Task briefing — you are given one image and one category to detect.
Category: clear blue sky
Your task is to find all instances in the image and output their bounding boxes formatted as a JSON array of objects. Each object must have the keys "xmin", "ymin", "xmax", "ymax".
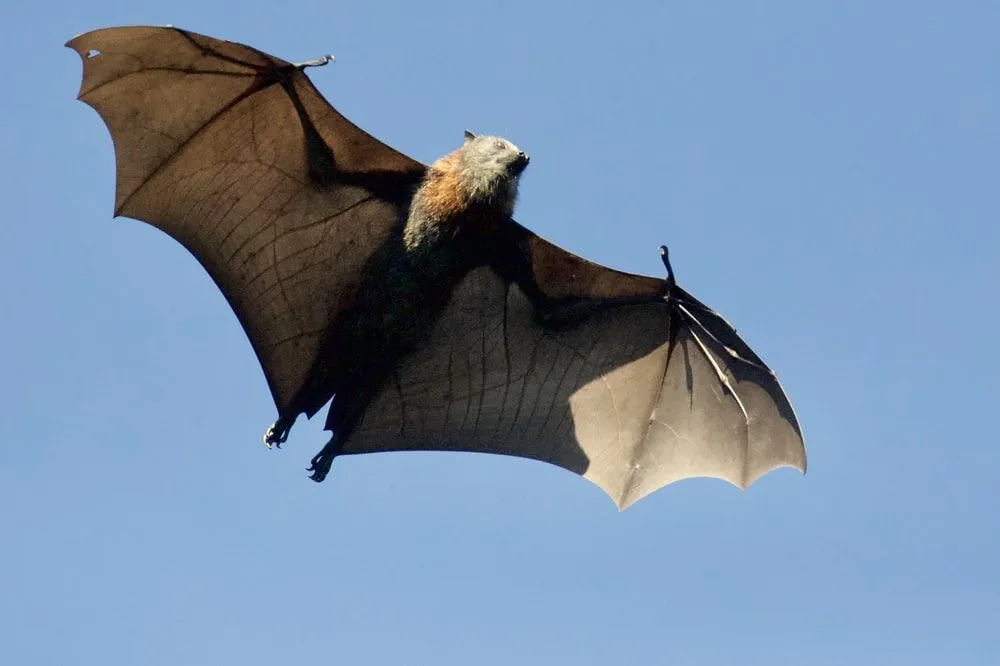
[{"xmin": 2, "ymin": 1, "xmax": 997, "ymax": 664}]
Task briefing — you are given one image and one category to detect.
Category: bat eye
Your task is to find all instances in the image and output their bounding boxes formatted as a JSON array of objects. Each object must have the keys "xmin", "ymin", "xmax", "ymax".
[{"xmin": 495, "ymin": 140, "xmax": 507, "ymax": 150}]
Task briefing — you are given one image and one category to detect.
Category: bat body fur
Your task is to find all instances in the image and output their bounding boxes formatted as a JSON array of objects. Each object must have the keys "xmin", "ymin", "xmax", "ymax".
[
  {"xmin": 295, "ymin": 134, "xmax": 534, "ymax": 479},
  {"xmin": 68, "ymin": 26, "xmax": 806, "ymax": 509}
]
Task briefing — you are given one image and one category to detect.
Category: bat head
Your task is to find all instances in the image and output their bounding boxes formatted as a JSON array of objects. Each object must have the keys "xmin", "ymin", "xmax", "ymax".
[
  {"xmin": 461, "ymin": 130, "xmax": 530, "ymax": 175},
  {"xmin": 455, "ymin": 130, "xmax": 530, "ymax": 212}
]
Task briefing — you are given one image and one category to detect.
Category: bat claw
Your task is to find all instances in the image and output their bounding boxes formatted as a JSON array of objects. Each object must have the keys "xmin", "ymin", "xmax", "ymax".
[
  {"xmin": 294, "ymin": 54, "xmax": 335, "ymax": 70},
  {"xmin": 659, "ymin": 244, "xmax": 676, "ymax": 293},
  {"xmin": 263, "ymin": 417, "xmax": 293, "ymax": 449}
]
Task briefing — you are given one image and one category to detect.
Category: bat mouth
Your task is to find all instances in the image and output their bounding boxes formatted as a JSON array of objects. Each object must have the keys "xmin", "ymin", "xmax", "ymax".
[{"xmin": 508, "ymin": 152, "xmax": 530, "ymax": 175}]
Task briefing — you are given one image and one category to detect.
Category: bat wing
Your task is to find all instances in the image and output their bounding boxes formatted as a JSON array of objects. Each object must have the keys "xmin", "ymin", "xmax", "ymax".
[
  {"xmin": 347, "ymin": 224, "xmax": 806, "ymax": 509},
  {"xmin": 67, "ymin": 26, "xmax": 426, "ymax": 416}
]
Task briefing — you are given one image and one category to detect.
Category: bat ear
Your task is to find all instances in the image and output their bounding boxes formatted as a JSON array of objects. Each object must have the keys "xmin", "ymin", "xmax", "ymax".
[{"xmin": 463, "ymin": 129, "xmax": 477, "ymax": 142}]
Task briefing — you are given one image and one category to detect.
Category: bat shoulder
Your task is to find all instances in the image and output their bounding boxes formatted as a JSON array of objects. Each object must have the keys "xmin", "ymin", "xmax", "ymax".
[{"xmin": 414, "ymin": 154, "xmax": 468, "ymax": 220}]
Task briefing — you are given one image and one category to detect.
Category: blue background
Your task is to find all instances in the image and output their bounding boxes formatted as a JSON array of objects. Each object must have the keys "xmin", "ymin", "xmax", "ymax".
[{"xmin": 2, "ymin": 1, "xmax": 998, "ymax": 664}]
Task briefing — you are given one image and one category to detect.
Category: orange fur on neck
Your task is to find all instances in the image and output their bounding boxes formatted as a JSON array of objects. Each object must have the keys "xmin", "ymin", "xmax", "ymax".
[{"xmin": 417, "ymin": 152, "xmax": 468, "ymax": 221}]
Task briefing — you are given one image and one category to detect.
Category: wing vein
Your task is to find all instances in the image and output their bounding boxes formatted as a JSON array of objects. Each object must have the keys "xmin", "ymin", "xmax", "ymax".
[
  {"xmin": 625, "ymin": 313, "xmax": 675, "ymax": 501},
  {"xmin": 114, "ymin": 78, "xmax": 275, "ymax": 216},
  {"xmin": 494, "ymin": 284, "xmax": 514, "ymax": 440},
  {"xmin": 172, "ymin": 27, "xmax": 274, "ymax": 70},
  {"xmin": 681, "ymin": 312, "xmax": 751, "ymax": 487},
  {"xmin": 81, "ymin": 66, "xmax": 256, "ymax": 100},
  {"xmin": 675, "ymin": 301, "xmax": 772, "ymax": 373}
]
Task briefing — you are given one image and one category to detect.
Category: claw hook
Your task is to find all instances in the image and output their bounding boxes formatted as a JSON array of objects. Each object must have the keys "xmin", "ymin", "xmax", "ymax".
[
  {"xmin": 294, "ymin": 54, "xmax": 335, "ymax": 70},
  {"xmin": 659, "ymin": 244, "xmax": 675, "ymax": 291}
]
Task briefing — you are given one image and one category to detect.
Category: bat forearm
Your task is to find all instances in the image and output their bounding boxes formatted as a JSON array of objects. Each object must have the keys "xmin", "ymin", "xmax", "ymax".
[{"xmin": 490, "ymin": 227, "xmax": 671, "ymax": 330}]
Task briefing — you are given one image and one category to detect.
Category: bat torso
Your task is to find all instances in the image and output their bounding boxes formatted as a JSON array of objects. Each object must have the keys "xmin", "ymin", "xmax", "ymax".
[{"xmin": 290, "ymin": 146, "xmax": 521, "ymax": 428}]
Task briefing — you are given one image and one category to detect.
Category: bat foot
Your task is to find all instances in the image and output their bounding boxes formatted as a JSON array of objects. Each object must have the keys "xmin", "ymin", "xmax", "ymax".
[
  {"xmin": 263, "ymin": 417, "xmax": 294, "ymax": 449},
  {"xmin": 306, "ymin": 434, "xmax": 342, "ymax": 482}
]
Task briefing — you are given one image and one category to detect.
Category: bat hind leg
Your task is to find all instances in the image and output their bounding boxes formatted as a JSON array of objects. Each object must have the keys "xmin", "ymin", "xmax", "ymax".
[
  {"xmin": 263, "ymin": 415, "xmax": 295, "ymax": 449},
  {"xmin": 306, "ymin": 381, "xmax": 376, "ymax": 483}
]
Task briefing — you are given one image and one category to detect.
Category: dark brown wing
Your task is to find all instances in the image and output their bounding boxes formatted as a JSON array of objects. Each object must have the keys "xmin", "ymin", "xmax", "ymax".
[
  {"xmin": 67, "ymin": 26, "xmax": 426, "ymax": 414},
  {"xmin": 346, "ymin": 226, "xmax": 806, "ymax": 509}
]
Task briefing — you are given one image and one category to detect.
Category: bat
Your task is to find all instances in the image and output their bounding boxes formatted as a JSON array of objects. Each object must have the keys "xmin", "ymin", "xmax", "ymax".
[{"xmin": 67, "ymin": 26, "xmax": 806, "ymax": 509}]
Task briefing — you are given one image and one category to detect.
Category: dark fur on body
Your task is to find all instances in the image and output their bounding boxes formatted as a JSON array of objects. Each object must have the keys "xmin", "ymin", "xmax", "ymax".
[{"xmin": 285, "ymin": 133, "xmax": 531, "ymax": 477}]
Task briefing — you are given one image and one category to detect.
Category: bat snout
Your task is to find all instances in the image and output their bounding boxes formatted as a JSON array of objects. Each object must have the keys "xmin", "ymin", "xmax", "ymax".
[{"xmin": 509, "ymin": 151, "xmax": 530, "ymax": 175}]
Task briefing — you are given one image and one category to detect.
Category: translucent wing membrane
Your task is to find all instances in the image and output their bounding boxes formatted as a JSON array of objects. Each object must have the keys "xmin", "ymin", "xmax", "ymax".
[
  {"xmin": 348, "ymin": 266, "xmax": 805, "ymax": 509},
  {"xmin": 68, "ymin": 26, "xmax": 425, "ymax": 413}
]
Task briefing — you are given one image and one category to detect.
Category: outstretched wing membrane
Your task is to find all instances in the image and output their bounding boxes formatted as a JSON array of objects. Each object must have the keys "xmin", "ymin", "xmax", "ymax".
[
  {"xmin": 348, "ymin": 231, "xmax": 805, "ymax": 509},
  {"xmin": 68, "ymin": 26, "xmax": 425, "ymax": 413}
]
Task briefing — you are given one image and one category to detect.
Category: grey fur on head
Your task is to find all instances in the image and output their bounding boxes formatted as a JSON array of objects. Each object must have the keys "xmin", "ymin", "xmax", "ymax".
[{"xmin": 455, "ymin": 132, "xmax": 530, "ymax": 213}]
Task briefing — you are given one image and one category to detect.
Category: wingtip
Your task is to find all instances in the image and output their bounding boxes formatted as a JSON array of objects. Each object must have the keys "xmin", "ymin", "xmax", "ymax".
[
  {"xmin": 65, "ymin": 26, "xmax": 110, "ymax": 51},
  {"xmin": 65, "ymin": 33, "xmax": 90, "ymax": 54},
  {"xmin": 64, "ymin": 27, "xmax": 101, "ymax": 50},
  {"xmin": 66, "ymin": 24, "xmax": 183, "ymax": 51}
]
